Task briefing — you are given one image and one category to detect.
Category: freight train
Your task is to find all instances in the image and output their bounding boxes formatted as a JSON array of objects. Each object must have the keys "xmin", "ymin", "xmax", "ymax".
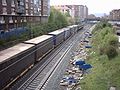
[{"xmin": 0, "ymin": 24, "xmax": 83, "ymax": 89}]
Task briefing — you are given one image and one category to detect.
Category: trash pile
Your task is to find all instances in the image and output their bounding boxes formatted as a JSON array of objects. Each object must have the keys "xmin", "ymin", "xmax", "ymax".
[{"xmin": 60, "ymin": 30, "xmax": 93, "ymax": 90}]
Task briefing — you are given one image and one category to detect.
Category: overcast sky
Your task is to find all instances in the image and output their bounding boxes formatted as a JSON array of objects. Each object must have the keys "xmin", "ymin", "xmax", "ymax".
[{"xmin": 50, "ymin": 0, "xmax": 120, "ymax": 15}]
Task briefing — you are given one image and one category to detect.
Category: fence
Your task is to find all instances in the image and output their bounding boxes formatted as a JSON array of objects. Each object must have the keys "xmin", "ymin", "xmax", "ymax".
[{"xmin": 0, "ymin": 27, "xmax": 30, "ymax": 40}]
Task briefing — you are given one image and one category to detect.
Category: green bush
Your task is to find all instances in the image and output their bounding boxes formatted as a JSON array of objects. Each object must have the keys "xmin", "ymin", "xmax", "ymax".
[
  {"xmin": 108, "ymin": 35, "xmax": 118, "ymax": 47},
  {"xmin": 104, "ymin": 33, "xmax": 118, "ymax": 47},
  {"xmin": 81, "ymin": 21, "xmax": 120, "ymax": 90},
  {"xmin": 92, "ymin": 21, "xmax": 112, "ymax": 34},
  {"xmin": 105, "ymin": 45, "xmax": 118, "ymax": 59},
  {"xmin": 93, "ymin": 21, "xmax": 118, "ymax": 59},
  {"xmin": 99, "ymin": 46, "xmax": 106, "ymax": 55},
  {"xmin": 102, "ymin": 23, "xmax": 106, "ymax": 28}
]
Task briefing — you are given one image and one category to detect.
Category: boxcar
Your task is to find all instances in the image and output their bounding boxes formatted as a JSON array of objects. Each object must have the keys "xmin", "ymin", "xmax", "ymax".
[
  {"xmin": 78, "ymin": 24, "xmax": 84, "ymax": 30},
  {"xmin": 73, "ymin": 25, "xmax": 78, "ymax": 33},
  {"xmin": 0, "ymin": 43, "xmax": 35, "ymax": 89},
  {"xmin": 64, "ymin": 27, "xmax": 71, "ymax": 40},
  {"xmin": 68, "ymin": 25, "xmax": 75, "ymax": 35},
  {"xmin": 48, "ymin": 29, "xmax": 65, "ymax": 47},
  {"xmin": 24, "ymin": 35, "xmax": 53, "ymax": 61}
]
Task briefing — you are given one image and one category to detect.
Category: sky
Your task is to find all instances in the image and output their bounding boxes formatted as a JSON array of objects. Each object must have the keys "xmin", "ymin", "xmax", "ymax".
[{"xmin": 50, "ymin": 0, "xmax": 120, "ymax": 16}]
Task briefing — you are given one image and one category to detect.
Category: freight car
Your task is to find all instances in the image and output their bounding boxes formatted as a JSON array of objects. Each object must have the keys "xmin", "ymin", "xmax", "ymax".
[
  {"xmin": 48, "ymin": 29, "xmax": 65, "ymax": 46},
  {"xmin": 0, "ymin": 24, "xmax": 83, "ymax": 89},
  {"xmin": 63, "ymin": 27, "xmax": 71, "ymax": 40},
  {"xmin": 0, "ymin": 43, "xmax": 35, "ymax": 89},
  {"xmin": 68, "ymin": 25, "xmax": 75, "ymax": 35},
  {"xmin": 78, "ymin": 24, "xmax": 84, "ymax": 30},
  {"xmin": 73, "ymin": 25, "xmax": 79, "ymax": 32},
  {"xmin": 24, "ymin": 35, "xmax": 54, "ymax": 61}
]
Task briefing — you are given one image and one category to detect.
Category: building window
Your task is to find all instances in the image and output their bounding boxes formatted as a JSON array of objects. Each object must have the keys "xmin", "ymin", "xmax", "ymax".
[
  {"xmin": 19, "ymin": 1, "xmax": 24, "ymax": 6},
  {"xmin": 2, "ymin": 0, "xmax": 7, "ymax": 6},
  {"xmin": 3, "ymin": 7, "xmax": 7, "ymax": 15},
  {"xmin": 31, "ymin": 0, "xmax": 33, "ymax": 3},
  {"xmin": 9, "ymin": 17, "xmax": 13, "ymax": 23},
  {"xmin": 34, "ymin": 8, "xmax": 37, "ymax": 14},
  {"xmin": 26, "ymin": 10, "xmax": 28, "ymax": 15},
  {"xmin": 26, "ymin": 3, "xmax": 29, "ymax": 9},
  {"xmin": 24, "ymin": 17, "xmax": 27, "ymax": 22},
  {"xmin": 26, "ymin": 0, "xmax": 28, "ymax": 2},
  {"xmin": 43, "ymin": 0, "xmax": 48, "ymax": 6},
  {"xmin": 11, "ymin": 8, "xmax": 15, "ymax": 15},
  {"xmin": 15, "ymin": 19, "xmax": 17, "ymax": 23},
  {"xmin": 39, "ymin": 6, "xmax": 41, "ymax": 10},
  {"xmin": 31, "ymin": 3, "xmax": 33, "ymax": 9},
  {"xmin": 21, "ymin": 18, "xmax": 23, "ymax": 22},
  {"xmin": 31, "ymin": 10, "xmax": 33, "ymax": 15},
  {"xmin": 39, "ymin": 1, "xmax": 41, "ymax": 5},
  {"xmin": 0, "ymin": 16, "xmax": 5, "ymax": 24},
  {"xmin": 11, "ymin": 0, "xmax": 15, "ymax": 7}
]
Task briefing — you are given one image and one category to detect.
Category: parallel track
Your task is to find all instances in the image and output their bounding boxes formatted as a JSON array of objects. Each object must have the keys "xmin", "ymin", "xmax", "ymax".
[
  {"xmin": 37, "ymin": 26, "xmax": 90, "ymax": 90},
  {"xmin": 36, "ymin": 33, "xmax": 81, "ymax": 90},
  {"xmin": 10, "ymin": 25, "xmax": 91, "ymax": 90},
  {"xmin": 10, "ymin": 29, "xmax": 78, "ymax": 90}
]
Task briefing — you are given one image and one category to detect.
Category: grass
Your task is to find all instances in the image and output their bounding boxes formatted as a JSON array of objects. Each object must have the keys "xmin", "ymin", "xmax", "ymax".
[
  {"xmin": 80, "ymin": 22, "xmax": 120, "ymax": 90},
  {"xmin": 81, "ymin": 52, "xmax": 120, "ymax": 90}
]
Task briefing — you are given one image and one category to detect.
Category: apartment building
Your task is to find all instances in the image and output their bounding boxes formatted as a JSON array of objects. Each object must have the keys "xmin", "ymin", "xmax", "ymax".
[
  {"xmin": 53, "ymin": 5, "xmax": 72, "ymax": 16},
  {"xmin": 84, "ymin": 5, "xmax": 88, "ymax": 19},
  {"xmin": 0, "ymin": 0, "xmax": 50, "ymax": 31},
  {"xmin": 69, "ymin": 5, "xmax": 88, "ymax": 22},
  {"xmin": 53, "ymin": 5, "xmax": 88, "ymax": 22},
  {"xmin": 109, "ymin": 9, "xmax": 120, "ymax": 20}
]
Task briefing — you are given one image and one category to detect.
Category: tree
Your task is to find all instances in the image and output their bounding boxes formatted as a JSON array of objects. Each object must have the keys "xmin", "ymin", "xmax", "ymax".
[{"xmin": 29, "ymin": 7, "xmax": 69, "ymax": 37}]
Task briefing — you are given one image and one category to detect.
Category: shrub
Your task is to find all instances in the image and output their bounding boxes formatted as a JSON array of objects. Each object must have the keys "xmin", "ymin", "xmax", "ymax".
[
  {"xmin": 102, "ymin": 23, "xmax": 106, "ymax": 28},
  {"xmin": 93, "ymin": 22, "xmax": 118, "ymax": 59},
  {"xmin": 108, "ymin": 35, "xmax": 118, "ymax": 47},
  {"xmin": 105, "ymin": 45, "xmax": 118, "ymax": 59},
  {"xmin": 92, "ymin": 21, "xmax": 112, "ymax": 34},
  {"xmin": 104, "ymin": 33, "xmax": 118, "ymax": 47},
  {"xmin": 99, "ymin": 46, "xmax": 106, "ymax": 55},
  {"xmin": 100, "ymin": 27, "xmax": 113, "ymax": 39}
]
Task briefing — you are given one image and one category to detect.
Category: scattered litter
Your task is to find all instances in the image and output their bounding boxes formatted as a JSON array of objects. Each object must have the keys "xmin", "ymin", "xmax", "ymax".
[{"xmin": 60, "ymin": 30, "xmax": 93, "ymax": 90}]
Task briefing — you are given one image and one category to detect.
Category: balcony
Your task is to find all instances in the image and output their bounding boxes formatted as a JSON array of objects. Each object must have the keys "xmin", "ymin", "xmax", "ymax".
[
  {"xmin": 17, "ymin": 7, "xmax": 25, "ymax": 15},
  {"xmin": 2, "ymin": 0, "xmax": 7, "ymax": 6},
  {"xmin": 17, "ymin": 0, "xmax": 24, "ymax": 6}
]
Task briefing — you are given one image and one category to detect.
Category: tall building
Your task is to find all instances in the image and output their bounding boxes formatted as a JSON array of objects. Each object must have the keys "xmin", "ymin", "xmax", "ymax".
[
  {"xmin": 109, "ymin": 9, "xmax": 120, "ymax": 20},
  {"xmin": 52, "ymin": 5, "xmax": 72, "ymax": 17},
  {"xmin": 79, "ymin": 5, "xmax": 84, "ymax": 19},
  {"xmin": 0, "ymin": 0, "xmax": 50, "ymax": 31},
  {"xmin": 69, "ymin": 5, "xmax": 88, "ymax": 22},
  {"xmin": 84, "ymin": 5, "xmax": 88, "ymax": 19},
  {"xmin": 53, "ymin": 5, "xmax": 88, "ymax": 22}
]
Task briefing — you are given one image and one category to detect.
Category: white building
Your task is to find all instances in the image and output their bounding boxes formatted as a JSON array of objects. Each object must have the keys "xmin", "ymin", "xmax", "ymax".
[
  {"xmin": 52, "ymin": 5, "xmax": 88, "ymax": 22},
  {"xmin": 52, "ymin": 5, "xmax": 72, "ymax": 16}
]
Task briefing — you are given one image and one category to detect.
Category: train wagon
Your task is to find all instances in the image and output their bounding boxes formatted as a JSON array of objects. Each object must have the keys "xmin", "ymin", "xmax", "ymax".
[
  {"xmin": 68, "ymin": 25, "xmax": 75, "ymax": 35},
  {"xmin": 78, "ymin": 24, "xmax": 84, "ymax": 30},
  {"xmin": 24, "ymin": 35, "xmax": 53, "ymax": 61},
  {"xmin": 63, "ymin": 27, "xmax": 71, "ymax": 40},
  {"xmin": 73, "ymin": 25, "xmax": 78, "ymax": 33},
  {"xmin": 48, "ymin": 29, "xmax": 65, "ymax": 47},
  {"xmin": 0, "ymin": 43, "xmax": 35, "ymax": 89}
]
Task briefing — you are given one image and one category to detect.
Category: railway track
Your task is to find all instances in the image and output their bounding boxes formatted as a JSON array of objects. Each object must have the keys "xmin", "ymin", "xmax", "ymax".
[
  {"xmin": 37, "ymin": 26, "xmax": 91, "ymax": 90},
  {"xmin": 10, "ymin": 25, "xmax": 91, "ymax": 90}
]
